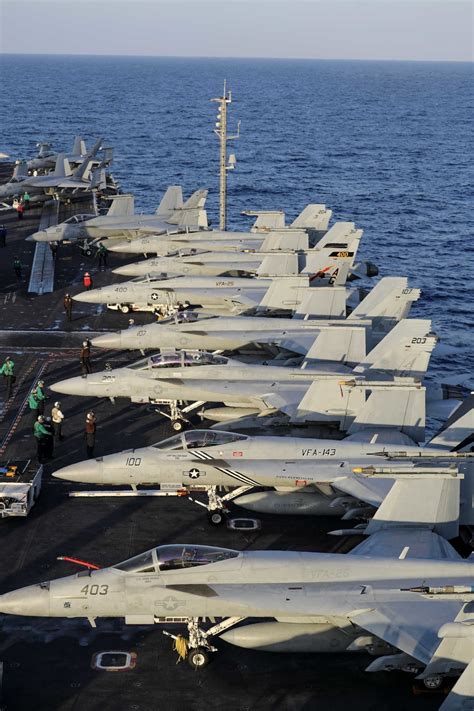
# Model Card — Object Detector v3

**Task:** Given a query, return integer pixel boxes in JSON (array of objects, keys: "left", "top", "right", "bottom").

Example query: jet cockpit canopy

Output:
[
  {"left": 148, "top": 351, "right": 228, "bottom": 369},
  {"left": 114, "top": 545, "right": 239, "bottom": 573},
  {"left": 63, "top": 214, "right": 95, "bottom": 225},
  {"left": 152, "top": 429, "right": 248, "bottom": 451}
]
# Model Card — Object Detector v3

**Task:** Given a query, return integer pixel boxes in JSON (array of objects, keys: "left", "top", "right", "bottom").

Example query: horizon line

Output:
[{"left": 1, "top": 51, "right": 472, "bottom": 64}]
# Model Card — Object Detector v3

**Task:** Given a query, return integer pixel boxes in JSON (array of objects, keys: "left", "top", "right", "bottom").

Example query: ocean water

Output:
[{"left": 0, "top": 55, "right": 472, "bottom": 384}]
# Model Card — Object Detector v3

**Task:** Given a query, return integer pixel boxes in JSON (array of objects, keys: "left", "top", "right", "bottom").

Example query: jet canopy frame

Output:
[{"left": 152, "top": 429, "right": 248, "bottom": 451}]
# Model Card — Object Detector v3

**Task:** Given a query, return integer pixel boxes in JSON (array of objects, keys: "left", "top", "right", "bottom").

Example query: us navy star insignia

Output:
[{"left": 188, "top": 468, "right": 200, "bottom": 479}]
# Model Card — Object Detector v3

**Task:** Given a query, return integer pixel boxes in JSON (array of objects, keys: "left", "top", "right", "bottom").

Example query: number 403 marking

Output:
[{"left": 81, "top": 584, "right": 109, "bottom": 595}]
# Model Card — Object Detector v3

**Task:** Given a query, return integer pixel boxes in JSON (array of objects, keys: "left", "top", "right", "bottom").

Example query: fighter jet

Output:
[
  {"left": 51, "top": 320, "right": 438, "bottom": 428},
  {"left": 108, "top": 203, "right": 333, "bottom": 256},
  {"left": 91, "top": 277, "right": 420, "bottom": 355},
  {"left": 52, "top": 392, "right": 474, "bottom": 526},
  {"left": 109, "top": 222, "right": 378, "bottom": 284},
  {"left": 0, "top": 138, "right": 104, "bottom": 200},
  {"left": 72, "top": 232, "right": 360, "bottom": 316},
  {"left": 26, "top": 135, "right": 113, "bottom": 173},
  {"left": 30, "top": 186, "right": 208, "bottom": 245},
  {"left": 1, "top": 465, "right": 472, "bottom": 702}
]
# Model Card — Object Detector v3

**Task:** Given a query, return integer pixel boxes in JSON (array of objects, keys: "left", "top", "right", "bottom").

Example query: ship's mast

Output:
[{"left": 211, "top": 80, "right": 240, "bottom": 231}]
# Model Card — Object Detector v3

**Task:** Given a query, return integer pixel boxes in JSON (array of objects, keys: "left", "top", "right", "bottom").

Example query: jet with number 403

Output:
[
  {"left": 51, "top": 320, "right": 439, "bottom": 427},
  {"left": 91, "top": 277, "right": 420, "bottom": 355},
  {"left": 1, "top": 466, "right": 473, "bottom": 707},
  {"left": 52, "top": 393, "right": 474, "bottom": 526}
]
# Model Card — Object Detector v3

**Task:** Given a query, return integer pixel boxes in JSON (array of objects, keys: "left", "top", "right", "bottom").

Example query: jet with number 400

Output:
[
  {"left": 52, "top": 393, "right": 474, "bottom": 526},
  {"left": 1, "top": 466, "right": 472, "bottom": 706},
  {"left": 72, "top": 229, "right": 361, "bottom": 315},
  {"left": 51, "top": 320, "right": 438, "bottom": 427},
  {"left": 91, "top": 277, "right": 420, "bottom": 355}
]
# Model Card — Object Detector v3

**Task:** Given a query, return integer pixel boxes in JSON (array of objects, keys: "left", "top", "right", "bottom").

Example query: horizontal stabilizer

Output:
[
  {"left": 259, "top": 230, "right": 309, "bottom": 251},
  {"left": 257, "top": 253, "right": 299, "bottom": 276},
  {"left": 293, "top": 287, "right": 347, "bottom": 318},
  {"left": 428, "top": 394, "right": 474, "bottom": 451},
  {"left": 347, "top": 384, "right": 425, "bottom": 443},
  {"left": 303, "top": 327, "right": 366, "bottom": 365},
  {"left": 363, "top": 474, "right": 460, "bottom": 540}
]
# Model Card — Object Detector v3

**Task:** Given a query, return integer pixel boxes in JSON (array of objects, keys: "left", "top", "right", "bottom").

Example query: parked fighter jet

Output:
[
  {"left": 108, "top": 203, "right": 332, "bottom": 255},
  {"left": 1, "top": 466, "right": 472, "bottom": 705},
  {"left": 91, "top": 277, "right": 420, "bottom": 355},
  {"left": 0, "top": 139, "right": 104, "bottom": 200},
  {"left": 51, "top": 320, "right": 437, "bottom": 428},
  {"left": 109, "top": 222, "right": 378, "bottom": 284},
  {"left": 52, "top": 393, "right": 474, "bottom": 526},
  {"left": 30, "top": 186, "right": 208, "bottom": 244},
  {"left": 27, "top": 136, "right": 113, "bottom": 173},
  {"left": 72, "top": 232, "right": 360, "bottom": 315}
]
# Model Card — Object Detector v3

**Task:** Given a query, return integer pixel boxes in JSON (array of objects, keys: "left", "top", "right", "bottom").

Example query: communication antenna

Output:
[{"left": 211, "top": 80, "right": 240, "bottom": 231}]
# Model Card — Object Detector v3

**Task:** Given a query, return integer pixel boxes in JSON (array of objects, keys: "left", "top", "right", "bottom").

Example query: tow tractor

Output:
[{"left": 0, "top": 460, "right": 43, "bottom": 518}]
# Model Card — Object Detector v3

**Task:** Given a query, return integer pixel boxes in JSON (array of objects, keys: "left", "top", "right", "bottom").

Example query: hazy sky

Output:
[{"left": 1, "top": 0, "right": 472, "bottom": 62}]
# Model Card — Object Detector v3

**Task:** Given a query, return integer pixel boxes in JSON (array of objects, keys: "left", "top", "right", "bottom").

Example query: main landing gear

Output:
[
  {"left": 189, "top": 485, "right": 253, "bottom": 526},
  {"left": 163, "top": 617, "right": 246, "bottom": 669}
]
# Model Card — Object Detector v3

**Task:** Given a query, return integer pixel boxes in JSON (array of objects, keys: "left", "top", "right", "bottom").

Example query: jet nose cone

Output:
[
  {"left": 50, "top": 376, "right": 89, "bottom": 396},
  {"left": 73, "top": 289, "right": 103, "bottom": 303},
  {"left": 108, "top": 242, "right": 131, "bottom": 253},
  {"left": 31, "top": 230, "right": 51, "bottom": 242},
  {"left": 53, "top": 459, "right": 104, "bottom": 483},
  {"left": 91, "top": 333, "right": 121, "bottom": 349},
  {"left": 0, "top": 584, "right": 50, "bottom": 617},
  {"left": 113, "top": 265, "right": 138, "bottom": 276}
]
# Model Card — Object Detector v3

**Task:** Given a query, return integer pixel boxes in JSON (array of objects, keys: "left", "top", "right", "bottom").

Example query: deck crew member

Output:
[
  {"left": 51, "top": 401, "right": 65, "bottom": 441},
  {"left": 0, "top": 356, "right": 15, "bottom": 400},
  {"left": 85, "top": 411, "right": 97, "bottom": 458},
  {"left": 34, "top": 415, "right": 52, "bottom": 463},
  {"left": 80, "top": 340, "right": 92, "bottom": 376},
  {"left": 64, "top": 293, "right": 73, "bottom": 321},
  {"left": 36, "top": 380, "right": 46, "bottom": 415}
]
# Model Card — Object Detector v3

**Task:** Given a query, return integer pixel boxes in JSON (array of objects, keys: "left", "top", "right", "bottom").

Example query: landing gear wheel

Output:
[
  {"left": 120, "top": 304, "right": 130, "bottom": 314},
  {"left": 423, "top": 676, "right": 443, "bottom": 690},
  {"left": 187, "top": 647, "right": 209, "bottom": 669},
  {"left": 84, "top": 248, "right": 93, "bottom": 258},
  {"left": 171, "top": 420, "right": 184, "bottom": 432},
  {"left": 208, "top": 510, "right": 225, "bottom": 526}
]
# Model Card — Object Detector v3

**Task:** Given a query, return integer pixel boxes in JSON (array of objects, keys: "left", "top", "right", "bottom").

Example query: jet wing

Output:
[
  {"left": 348, "top": 528, "right": 463, "bottom": 560},
  {"left": 350, "top": 599, "right": 464, "bottom": 666}
]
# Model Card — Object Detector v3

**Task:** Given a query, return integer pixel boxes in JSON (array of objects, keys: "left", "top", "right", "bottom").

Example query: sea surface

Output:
[{"left": 0, "top": 55, "right": 472, "bottom": 388}]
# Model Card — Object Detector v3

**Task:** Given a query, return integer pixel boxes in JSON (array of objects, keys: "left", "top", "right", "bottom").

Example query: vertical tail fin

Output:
[
  {"left": 155, "top": 186, "right": 184, "bottom": 216},
  {"left": 105, "top": 194, "right": 135, "bottom": 217},
  {"left": 72, "top": 137, "right": 103, "bottom": 180},
  {"left": 314, "top": 222, "right": 362, "bottom": 250},
  {"left": 182, "top": 188, "right": 208, "bottom": 210},
  {"left": 52, "top": 153, "right": 72, "bottom": 178},
  {"left": 13, "top": 161, "right": 28, "bottom": 179},
  {"left": 290, "top": 204, "right": 332, "bottom": 231},
  {"left": 348, "top": 277, "right": 421, "bottom": 330},
  {"left": 303, "top": 327, "right": 367, "bottom": 365},
  {"left": 71, "top": 136, "right": 86, "bottom": 156},
  {"left": 428, "top": 394, "right": 474, "bottom": 451},
  {"left": 353, "top": 319, "right": 437, "bottom": 379}
]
